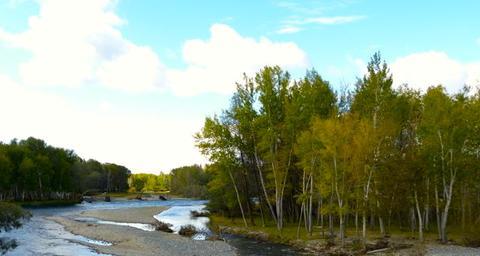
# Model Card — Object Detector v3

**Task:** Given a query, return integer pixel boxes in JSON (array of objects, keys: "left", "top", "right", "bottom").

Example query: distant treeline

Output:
[
  {"left": 129, "top": 165, "right": 209, "bottom": 199},
  {"left": 195, "top": 53, "right": 480, "bottom": 244},
  {"left": 129, "top": 173, "right": 170, "bottom": 193},
  {"left": 0, "top": 137, "right": 130, "bottom": 201}
]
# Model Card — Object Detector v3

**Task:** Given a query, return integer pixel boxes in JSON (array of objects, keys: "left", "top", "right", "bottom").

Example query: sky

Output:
[{"left": 0, "top": 0, "right": 479, "bottom": 173}]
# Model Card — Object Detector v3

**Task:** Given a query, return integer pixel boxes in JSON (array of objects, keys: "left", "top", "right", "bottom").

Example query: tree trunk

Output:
[
  {"left": 253, "top": 163, "right": 266, "bottom": 227},
  {"left": 425, "top": 178, "right": 430, "bottom": 231},
  {"left": 228, "top": 169, "right": 248, "bottom": 227},
  {"left": 461, "top": 185, "right": 466, "bottom": 232},
  {"left": 253, "top": 146, "right": 278, "bottom": 224},
  {"left": 308, "top": 174, "right": 314, "bottom": 235},
  {"left": 435, "top": 181, "right": 441, "bottom": 240},
  {"left": 440, "top": 173, "right": 455, "bottom": 243},
  {"left": 297, "top": 202, "right": 304, "bottom": 239},
  {"left": 355, "top": 200, "right": 359, "bottom": 236},
  {"left": 362, "top": 211, "right": 367, "bottom": 242},
  {"left": 339, "top": 211, "right": 345, "bottom": 246},
  {"left": 440, "top": 150, "right": 456, "bottom": 244},
  {"left": 362, "top": 165, "right": 373, "bottom": 242},
  {"left": 410, "top": 207, "right": 416, "bottom": 238},
  {"left": 414, "top": 189, "right": 424, "bottom": 241}
]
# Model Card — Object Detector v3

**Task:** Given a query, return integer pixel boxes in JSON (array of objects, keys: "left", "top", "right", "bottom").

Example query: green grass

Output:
[
  {"left": 209, "top": 214, "right": 473, "bottom": 246},
  {"left": 210, "top": 215, "right": 325, "bottom": 244}
]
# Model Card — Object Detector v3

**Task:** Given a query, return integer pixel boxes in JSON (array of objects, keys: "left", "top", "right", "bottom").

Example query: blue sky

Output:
[{"left": 0, "top": 0, "right": 479, "bottom": 173}]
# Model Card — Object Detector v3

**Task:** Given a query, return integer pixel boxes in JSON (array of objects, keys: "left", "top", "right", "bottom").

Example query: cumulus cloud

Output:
[
  {"left": 167, "top": 24, "right": 309, "bottom": 95},
  {"left": 0, "top": 73, "right": 205, "bottom": 172},
  {"left": 0, "top": 0, "right": 164, "bottom": 91},
  {"left": 390, "top": 51, "right": 480, "bottom": 92},
  {"left": 0, "top": 1, "right": 309, "bottom": 95}
]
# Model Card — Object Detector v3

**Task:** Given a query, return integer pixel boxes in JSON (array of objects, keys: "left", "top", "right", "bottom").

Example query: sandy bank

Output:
[
  {"left": 48, "top": 207, "right": 237, "bottom": 256},
  {"left": 79, "top": 206, "right": 167, "bottom": 224}
]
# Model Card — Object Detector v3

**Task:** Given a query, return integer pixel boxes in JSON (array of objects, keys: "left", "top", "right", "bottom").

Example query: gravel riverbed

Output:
[
  {"left": 426, "top": 244, "right": 480, "bottom": 256},
  {"left": 49, "top": 206, "right": 237, "bottom": 256}
]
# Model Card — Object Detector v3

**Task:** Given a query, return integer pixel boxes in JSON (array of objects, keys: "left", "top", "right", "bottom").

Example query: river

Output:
[{"left": 0, "top": 199, "right": 300, "bottom": 256}]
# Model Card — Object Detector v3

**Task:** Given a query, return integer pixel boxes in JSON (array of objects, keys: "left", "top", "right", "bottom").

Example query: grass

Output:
[
  {"left": 209, "top": 214, "right": 474, "bottom": 247},
  {"left": 210, "top": 215, "right": 324, "bottom": 244}
]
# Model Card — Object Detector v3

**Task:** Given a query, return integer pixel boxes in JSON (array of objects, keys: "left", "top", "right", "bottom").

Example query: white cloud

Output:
[
  {"left": 0, "top": 0, "right": 164, "bottom": 91},
  {"left": 0, "top": 2, "right": 312, "bottom": 172},
  {"left": 97, "top": 44, "right": 164, "bottom": 91},
  {"left": 279, "top": 15, "right": 365, "bottom": 34},
  {"left": 299, "top": 15, "right": 366, "bottom": 25},
  {"left": 277, "top": 25, "right": 303, "bottom": 34},
  {"left": 0, "top": 2, "right": 309, "bottom": 95},
  {"left": 167, "top": 24, "right": 309, "bottom": 95},
  {"left": 390, "top": 51, "right": 480, "bottom": 92},
  {"left": 0, "top": 73, "right": 205, "bottom": 173}
]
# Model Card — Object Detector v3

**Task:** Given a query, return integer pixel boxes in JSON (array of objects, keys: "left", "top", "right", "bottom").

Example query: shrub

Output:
[
  {"left": 0, "top": 202, "right": 31, "bottom": 232},
  {"left": 190, "top": 210, "right": 210, "bottom": 218},
  {"left": 0, "top": 203, "right": 30, "bottom": 254},
  {"left": 179, "top": 225, "right": 197, "bottom": 237},
  {"left": 153, "top": 220, "right": 173, "bottom": 233}
]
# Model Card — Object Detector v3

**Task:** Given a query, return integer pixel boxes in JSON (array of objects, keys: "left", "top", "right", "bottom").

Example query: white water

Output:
[
  {"left": 154, "top": 205, "right": 211, "bottom": 240},
  {"left": 0, "top": 216, "right": 111, "bottom": 256},
  {"left": 74, "top": 217, "right": 155, "bottom": 232},
  {"left": 0, "top": 199, "right": 207, "bottom": 255},
  {"left": 0, "top": 199, "right": 300, "bottom": 256}
]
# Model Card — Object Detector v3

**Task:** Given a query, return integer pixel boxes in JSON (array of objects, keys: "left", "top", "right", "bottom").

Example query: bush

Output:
[
  {"left": 179, "top": 225, "right": 197, "bottom": 237},
  {"left": 0, "top": 202, "right": 31, "bottom": 232},
  {"left": 0, "top": 203, "right": 30, "bottom": 255},
  {"left": 190, "top": 210, "right": 210, "bottom": 218},
  {"left": 153, "top": 220, "right": 173, "bottom": 233}
]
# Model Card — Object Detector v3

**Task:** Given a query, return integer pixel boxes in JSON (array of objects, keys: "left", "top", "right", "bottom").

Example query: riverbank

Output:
[
  {"left": 49, "top": 205, "right": 237, "bottom": 256},
  {"left": 14, "top": 199, "right": 81, "bottom": 208},
  {"left": 79, "top": 206, "right": 167, "bottom": 224},
  {"left": 210, "top": 215, "right": 480, "bottom": 256}
]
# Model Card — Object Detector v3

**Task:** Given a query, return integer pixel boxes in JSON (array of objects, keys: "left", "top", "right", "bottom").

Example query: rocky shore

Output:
[
  {"left": 217, "top": 225, "right": 480, "bottom": 256},
  {"left": 49, "top": 206, "right": 237, "bottom": 256}
]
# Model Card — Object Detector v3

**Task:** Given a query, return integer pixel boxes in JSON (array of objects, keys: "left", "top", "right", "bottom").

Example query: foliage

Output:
[
  {"left": 129, "top": 173, "right": 170, "bottom": 193},
  {"left": 196, "top": 53, "right": 480, "bottom": 245},
  {"left": 0, "top": 202, "right": 30, "bottom": 232},
  {"left": 170, "top": 165, "right": 209, "bottom": 198},
  {"left": 179, "top": 224, "right": 197, "bottom": 237},
  {"left": 0, "top": 137, "right": 131, "bottom": 201}
]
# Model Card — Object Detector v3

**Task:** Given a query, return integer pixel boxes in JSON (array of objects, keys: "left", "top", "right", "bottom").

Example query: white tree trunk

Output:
[
  {"left": 414, "top": 189, "right": 424, "bottom": 241},
  {"left": 228, "top": 169, "right": 248, "bottom": 227}
]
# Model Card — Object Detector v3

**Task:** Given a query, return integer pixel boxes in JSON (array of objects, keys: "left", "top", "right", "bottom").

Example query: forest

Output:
[
  {"left": 195, "top": 53, "right": 480, "bottom": 245},
  {"left": 129, "top": 165, "right": 209, "bottom": 199},
  {"left": 0, "top": 137, "right": 131, "bottom": 201},
  {"left": 0, "top": 134, "right": 210, "bottom": 202}
]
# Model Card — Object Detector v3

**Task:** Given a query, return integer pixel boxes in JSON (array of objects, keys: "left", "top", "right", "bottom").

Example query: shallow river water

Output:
[{"left": 0, "top": 199, "right": 300, "bottom": 255}]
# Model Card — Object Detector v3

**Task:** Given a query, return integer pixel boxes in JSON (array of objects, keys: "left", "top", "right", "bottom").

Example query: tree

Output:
[
  {"left": 196, "top": 116, "right": 248, "bottom": 226},
  {"left": 195, "top": 54, "right": 480, "bottom": 246}
]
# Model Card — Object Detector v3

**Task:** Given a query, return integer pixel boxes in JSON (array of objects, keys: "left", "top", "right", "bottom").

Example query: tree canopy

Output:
[{"left": 196, "top": 53, "right": 480, "bottom": 244}]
